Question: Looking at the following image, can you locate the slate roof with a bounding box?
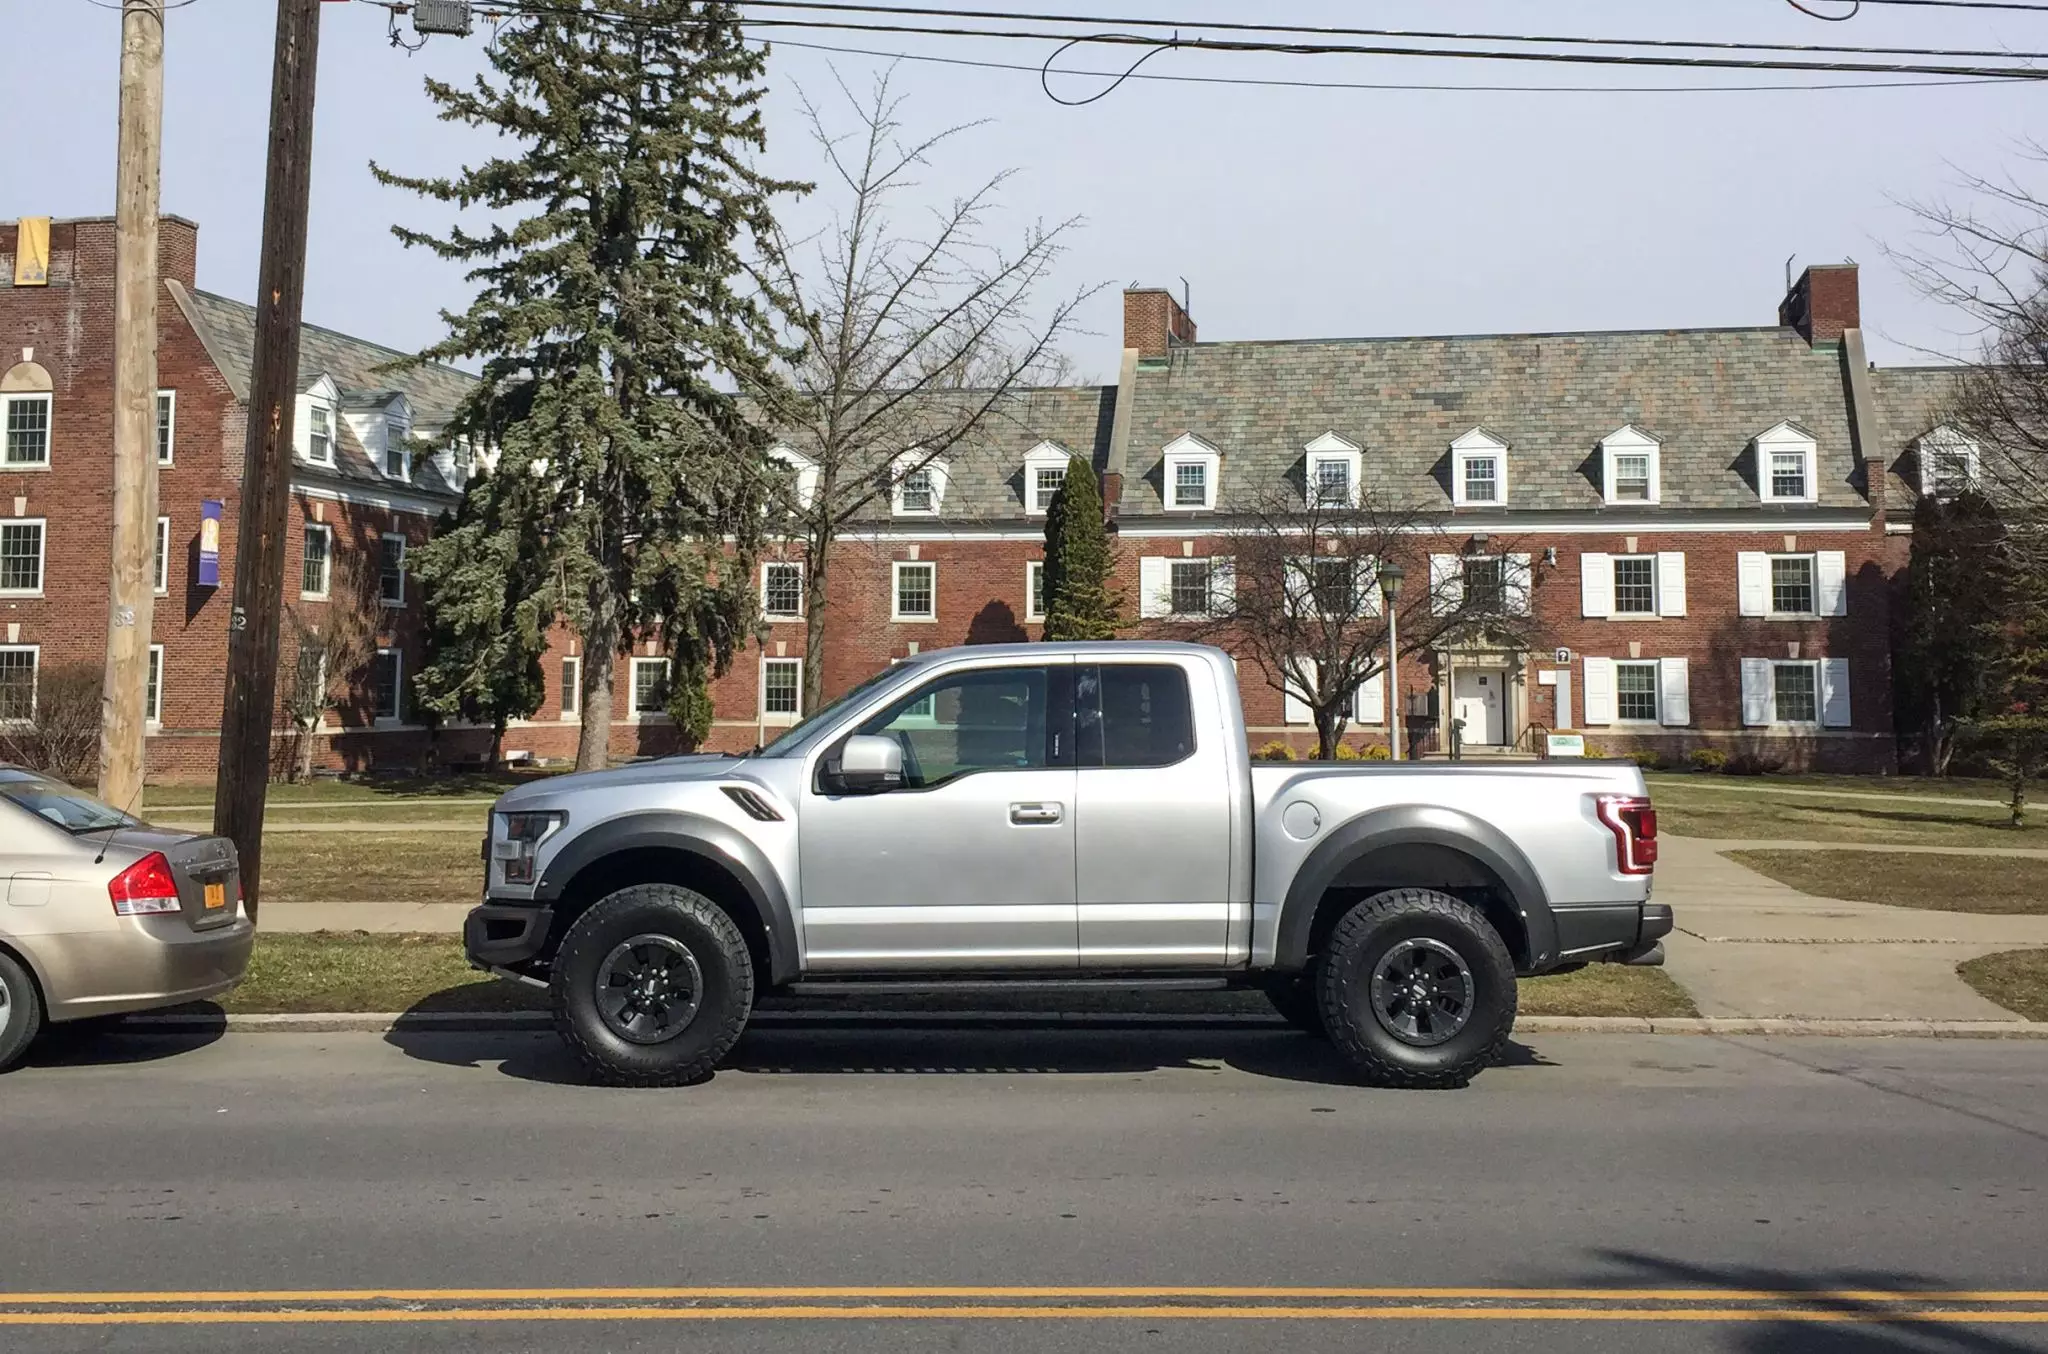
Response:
[173,284,477,503]
[1868,364,1962,510]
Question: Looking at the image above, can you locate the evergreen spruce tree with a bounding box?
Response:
[1040,456,1121,641]
[375,1,802,769]
[411,469,550,765]
[1897,490,2009,774]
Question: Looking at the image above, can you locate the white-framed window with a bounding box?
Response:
[1170,560,1212,615]
[762,560,804,621]
[1918,427,1979,500]
[769,444,820,512]
[1582,656,1689,727]
[1614,660,1660,722]
[1139,554,1234,620]
[1600,425,1660,505]
[301,522,332,599]
[155,515,170,594]
[1285,555,1376,620]
[146,644,164,725]
[384,407,412,480]
[1450,427,1508,507]
[1304,431,1363,509]
[1579,551,1687,620]
[450,436,475,482]
[156,390,176,466]
[1429,552,1532,616]
[1737,550,1846,618]
[378,533,407,606]
[1740,657,1850,728]
[891,455,949,516]
[892,561,937,621]
[1755,422,1819,504]
[3,392,52,468]
[1611,557,1655,615]
[1026,560,1047,622]
[1280,655,1386,727]
[761,656,802,725]
[559,656,581,719]
[306,402,333,466]
[0,645,39,723]
[1024,442,1073,515]
[630,657,670,715]
[372,648,403,722]
[0,519,46,596]
[1160,433,1221,511]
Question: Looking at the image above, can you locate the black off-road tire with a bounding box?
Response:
[550,884,755,1088]
[1315,888,1517,1089]
[0,950,45,1075]
[1262,974,1328,1038]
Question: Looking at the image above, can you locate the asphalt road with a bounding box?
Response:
[5,1024,2048,1353]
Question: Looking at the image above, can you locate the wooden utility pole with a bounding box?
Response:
[99,0,166,815]
[215,0,323,918]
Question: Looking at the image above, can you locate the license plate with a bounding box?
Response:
[203,880,226,910]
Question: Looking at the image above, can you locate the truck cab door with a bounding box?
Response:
[1072,661,1234,968]
[798,661,1077,971]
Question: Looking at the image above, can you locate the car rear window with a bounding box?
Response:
[0,771,139,833]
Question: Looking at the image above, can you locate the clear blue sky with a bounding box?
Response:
[4,0,2041,378]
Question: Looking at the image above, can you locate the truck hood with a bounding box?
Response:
[492,755,743,809]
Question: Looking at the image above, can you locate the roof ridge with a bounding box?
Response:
[191,288,477,382]
[1176,324,1799,350]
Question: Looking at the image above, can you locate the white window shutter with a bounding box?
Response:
[1741,658,1773,726]
[1283,657,1316,725]
[1821,658,1852,727]
[1209,556,1236,613]
[1582,657,1615,726]
[1138,557,1168,618]
[1357,562,1382,616]
[1429,554,1460,615]
[1506,554,1534,615]
[1656,552,1687,617]
[1817,551,1848,617]
[1659,657,1691,726]
[1285,556,1310,617]
[1737,552,1770,617]
[1355,670,1385,725]
[1580,552,1613,618]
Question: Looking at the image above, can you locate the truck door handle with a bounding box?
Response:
[1009,802,1063,825]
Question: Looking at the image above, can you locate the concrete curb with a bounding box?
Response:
[115,1011,2048,1038]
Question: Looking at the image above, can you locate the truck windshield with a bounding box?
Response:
[755,666,908,759]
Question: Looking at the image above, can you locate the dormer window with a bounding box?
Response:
[1450,428,1508,507]
[1023,442,1073,515]
[1755,421,1819,504]
[891,454,949,516]
[384,405,412,480]
[901,468,934,512]
[307,404,332,465]
[1600,425,1661,506]
[1160,433,1221,512]
[1304,432,1362,509]
[296,375,339,467]
[769,444,820,512]
[1918,427,1979,500]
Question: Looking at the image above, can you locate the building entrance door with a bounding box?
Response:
[1451,669,1506,746]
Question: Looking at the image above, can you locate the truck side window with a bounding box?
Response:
[855,666,1056,788]
[1075,664,1195,769]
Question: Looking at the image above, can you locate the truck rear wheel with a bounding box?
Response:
[1315,888,1516,1089]
[550,884,755,1088]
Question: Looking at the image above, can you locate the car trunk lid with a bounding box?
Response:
[159,833,242,931]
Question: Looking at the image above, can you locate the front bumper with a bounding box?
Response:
[465,901,554,972]
[37,916,257,1021]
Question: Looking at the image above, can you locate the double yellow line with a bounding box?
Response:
[5,1286,2047,1327]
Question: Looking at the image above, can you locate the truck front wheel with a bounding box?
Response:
[550,884,755,1088]
[1315,888,1516,1089]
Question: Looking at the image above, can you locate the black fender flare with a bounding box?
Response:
[535,811,800,985]
[1272,804,1558,973]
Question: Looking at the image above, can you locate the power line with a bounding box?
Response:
[1857,0,2048,11]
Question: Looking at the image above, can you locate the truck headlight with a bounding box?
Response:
[493,810,565,885]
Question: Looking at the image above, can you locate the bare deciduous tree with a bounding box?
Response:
[1165,485,1543,760]
[755,68,1096,713]
[0,662,102,787]
[279,550,382,784]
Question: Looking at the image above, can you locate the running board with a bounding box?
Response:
[788,975,1236,997]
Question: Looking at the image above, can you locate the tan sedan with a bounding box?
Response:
[0,766,255,1071]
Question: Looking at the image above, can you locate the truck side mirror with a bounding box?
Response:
[838,734,905,793]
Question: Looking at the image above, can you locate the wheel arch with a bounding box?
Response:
[537,813,799,986]
[1273,806,1557,975]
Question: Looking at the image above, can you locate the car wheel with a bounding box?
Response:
[0,951,45,1074]
[1316,888,1516,1089]
[550,884,755,1088]
[1262,974,1327,1038]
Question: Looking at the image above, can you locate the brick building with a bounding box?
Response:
[1,212,1968,778]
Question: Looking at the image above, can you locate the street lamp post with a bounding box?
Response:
[1378,562,1406,761]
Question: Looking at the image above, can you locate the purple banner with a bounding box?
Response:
[198,499,222,588]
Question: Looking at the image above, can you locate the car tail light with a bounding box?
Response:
[1596,795,1658,876]
[109,851,183,916]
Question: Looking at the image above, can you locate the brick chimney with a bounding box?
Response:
[1779,263,1859,346]
[1123,285,1197,360]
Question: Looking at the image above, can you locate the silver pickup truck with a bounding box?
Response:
[466,642,1668,1089]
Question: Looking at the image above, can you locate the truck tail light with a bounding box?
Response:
[109,851,183,915]
[1597,795,1658,876]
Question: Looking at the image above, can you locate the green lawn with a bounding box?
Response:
[1648,777,2041,846]
[1957,949,2048,1022]
[259,832,482,905]
[1727,850,2048,915]
[210,933,1695,1018]
[1644,771,2010,802]
[143,770,552,813]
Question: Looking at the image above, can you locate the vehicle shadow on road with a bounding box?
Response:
[24,1008,227,1069]
[1535,1249,2043,1354]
